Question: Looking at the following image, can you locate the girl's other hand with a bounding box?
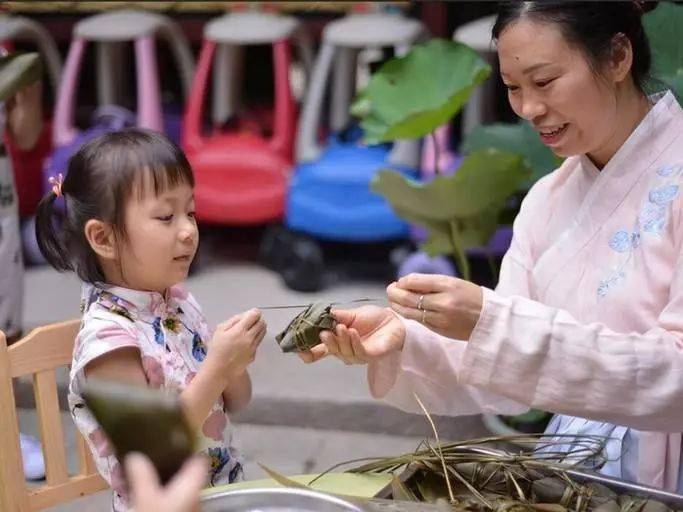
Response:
[208,309,266,377]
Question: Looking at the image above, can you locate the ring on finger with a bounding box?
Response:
[421,309,427,324]
[417,294,425,311]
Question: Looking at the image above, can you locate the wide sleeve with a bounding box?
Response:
[365,176,549,416]
[459,280,683,432]
[367,316,527,416]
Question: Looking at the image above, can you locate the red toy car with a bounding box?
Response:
[182,12,310,225]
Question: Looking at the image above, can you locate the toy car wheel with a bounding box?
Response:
[280,234,325,292]
[259,225,292,272]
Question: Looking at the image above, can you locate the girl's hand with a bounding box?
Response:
[387,273,483,341]
[182,310,264,430]
[299,305,406,365]
[207,309,266,378]
[126,453,207,512]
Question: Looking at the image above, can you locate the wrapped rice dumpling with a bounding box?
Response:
[531,477,622,509]
[275,302,337,353]
[0,52,42,102]
[82,379,195,484]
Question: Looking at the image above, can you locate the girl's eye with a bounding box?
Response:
[157,214,173,222]
[188,211,196,219]
[504,84,519,92]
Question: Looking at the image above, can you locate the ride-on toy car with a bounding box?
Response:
[262,11,425,292]
[183,11,311,225]
[45,8,194,192]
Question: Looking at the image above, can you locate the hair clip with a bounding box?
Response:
[48,173,64,197]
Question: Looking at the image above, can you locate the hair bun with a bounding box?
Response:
[635,1,659,14]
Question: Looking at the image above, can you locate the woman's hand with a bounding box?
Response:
[125,453,207,512]
[299,305,406,365]
[387,273,483,340]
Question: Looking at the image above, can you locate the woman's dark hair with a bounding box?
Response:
[35,129,195,284]
[492,1,657,92]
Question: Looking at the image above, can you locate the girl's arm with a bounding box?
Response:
[186,309,264,426]
[222,371,252,414]
[84,347,242,431]
[84,347,148,387]
[180,357,239,430]
[85,309,264,431]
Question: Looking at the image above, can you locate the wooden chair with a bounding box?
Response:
[0,320,107,511]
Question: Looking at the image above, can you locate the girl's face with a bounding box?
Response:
[497,19,623,159]
[118,180,198,294]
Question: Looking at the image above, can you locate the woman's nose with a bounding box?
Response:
[520,94,547,121]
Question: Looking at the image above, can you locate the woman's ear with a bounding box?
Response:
[84,219,118,261]
[609,33,635,84]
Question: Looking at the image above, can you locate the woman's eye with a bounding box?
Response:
[157,214,173,222]
[536,78,556,88]
[187,211,196,219]
[504,84,519,92]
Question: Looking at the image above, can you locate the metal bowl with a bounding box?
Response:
[201,487,364,512]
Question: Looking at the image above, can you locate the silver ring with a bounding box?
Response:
[417,294,425,311]
[421,309,427,324]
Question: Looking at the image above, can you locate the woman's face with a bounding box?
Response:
[497,18,622,159]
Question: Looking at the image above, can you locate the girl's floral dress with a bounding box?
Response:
[68,282,243,511]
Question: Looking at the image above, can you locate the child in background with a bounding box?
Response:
[35,129,266,511]
[0,68,45,480]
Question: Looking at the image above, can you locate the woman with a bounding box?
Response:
[303,1,683,492]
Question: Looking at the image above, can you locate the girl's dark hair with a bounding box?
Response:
[35,129,195,283]
[492,1,657,92]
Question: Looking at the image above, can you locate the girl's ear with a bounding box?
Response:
[84,220,118,261]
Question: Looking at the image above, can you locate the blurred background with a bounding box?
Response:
[7,1,677,510]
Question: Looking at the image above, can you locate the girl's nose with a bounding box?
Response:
[179,219,198,244]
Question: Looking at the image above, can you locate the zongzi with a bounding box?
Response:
[275,302,337,353]
[81,379,195,485]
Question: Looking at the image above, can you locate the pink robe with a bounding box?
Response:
[369,91,683,492]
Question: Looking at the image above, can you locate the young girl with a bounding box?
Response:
[35,129,266,511]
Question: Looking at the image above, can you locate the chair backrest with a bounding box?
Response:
[0,320,107,512]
